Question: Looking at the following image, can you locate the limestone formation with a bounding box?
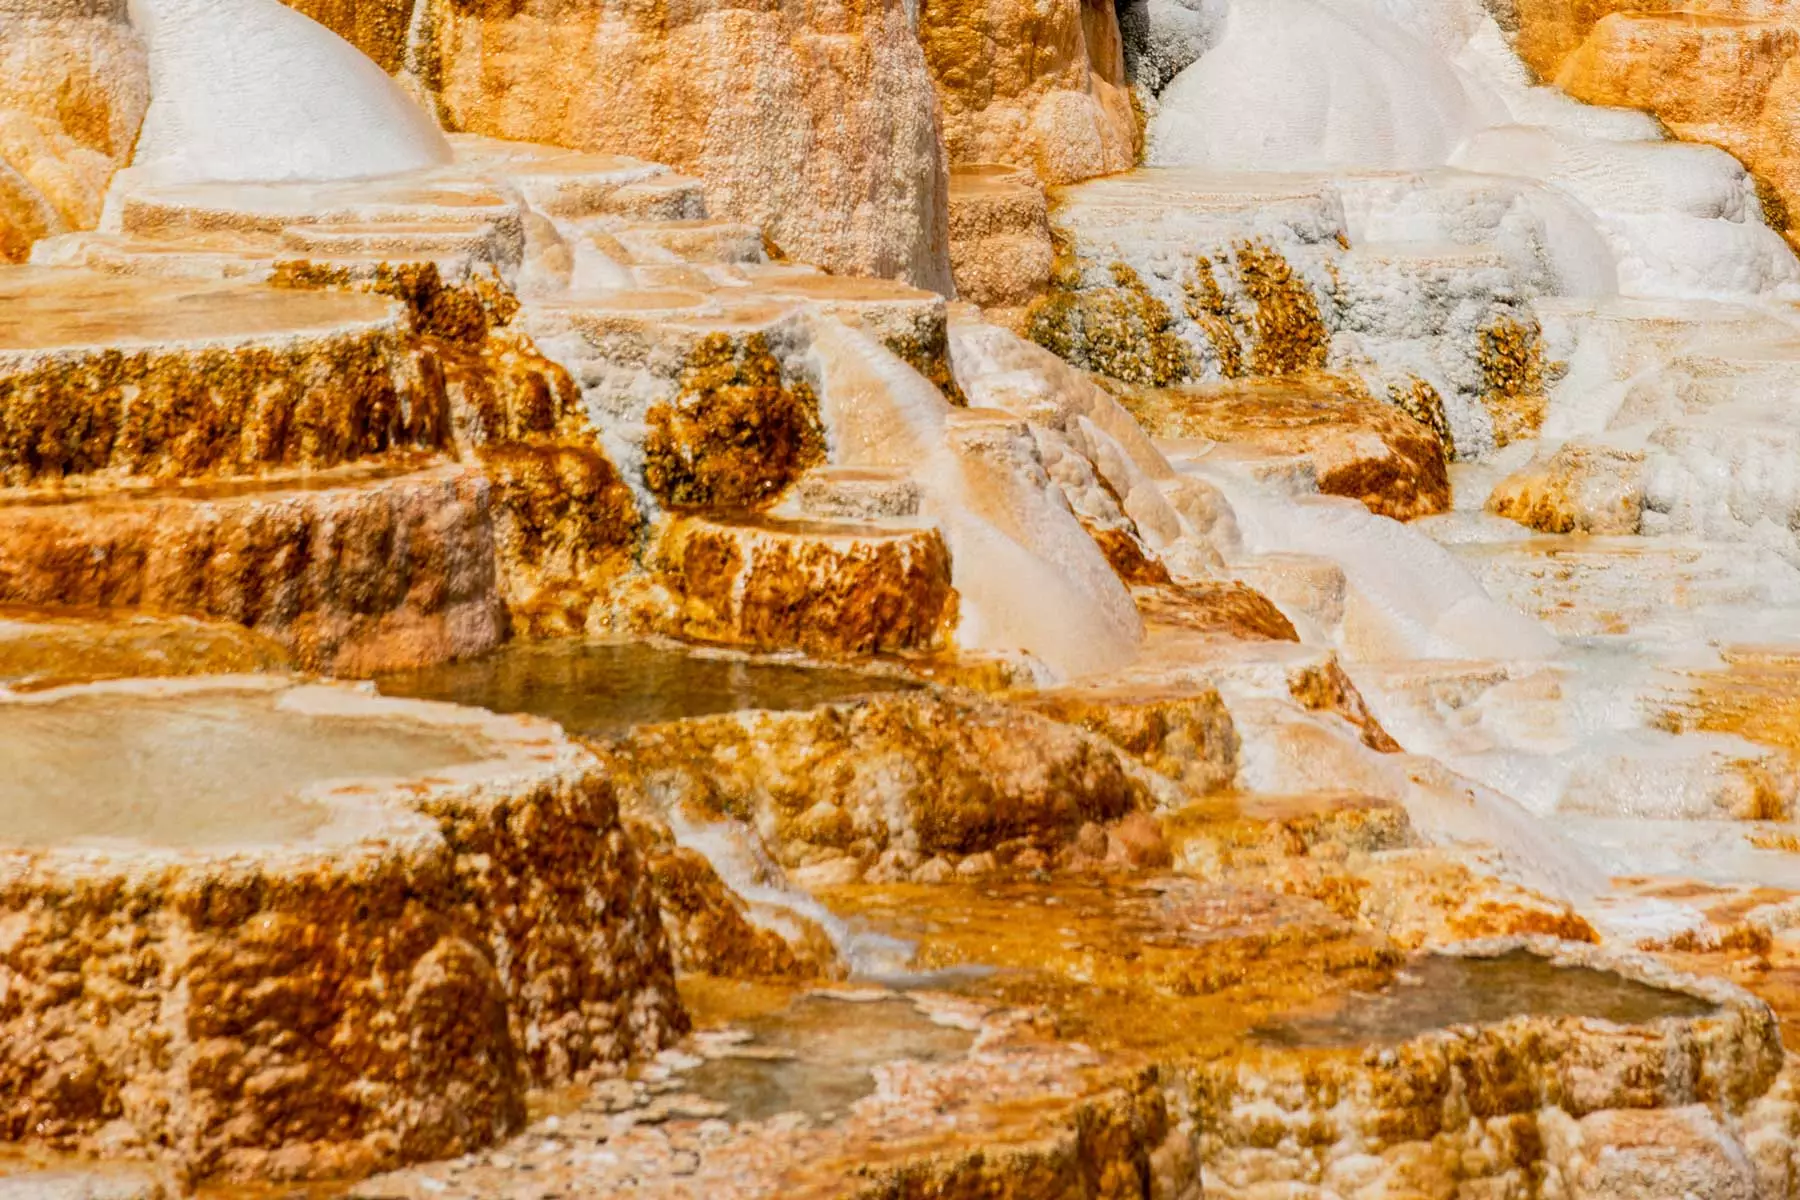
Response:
[0,0,146,260]
[0,678,683,1182]
[403,0,951,290]
[6,0,1800,1194]
[918,0,1139,185]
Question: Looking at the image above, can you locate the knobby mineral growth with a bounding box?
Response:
[5,0,1800,1196]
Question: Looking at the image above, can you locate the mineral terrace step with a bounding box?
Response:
[611,219,766,264]
[450,135,708,221]
[1051,167,1347,246]
[0,462,503,674]
[639,513,956,656]
[0,675,682,1183]
[116,175,526,246]
[1451,534,1800,639]
[1617,339,1800,423]
[0,268,446,487]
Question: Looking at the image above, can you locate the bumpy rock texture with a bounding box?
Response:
[918,0,1139,184]
[395,0,952,290]
[0,682,685,1185]
[0,0,146,260]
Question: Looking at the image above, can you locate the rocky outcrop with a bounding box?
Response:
[1196,941,1784,1200]
[601,691,1169,880]
[1114,374,1453,521]
[632,514,958,658]
[0,678,684,1184]
[1489,440,1647,534]
[397,0,952,290]
[946,163,1055,314]
[0,464,505,675]
[918,0,1139,185]
[1509,0,1800,245]
[0,0,146,260]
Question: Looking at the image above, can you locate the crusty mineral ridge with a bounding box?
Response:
[1507,0,1800,241]
[918,0,1139,185]
[635,515,958,658]
[1115,374,1453,521]
[946,163,1055,315]
[0,607,295,687]
[364,0,952,291]
[600,690,1171,881]
[0,677,684,1184]
[0,0,147,260]
[1488,439,1647,534]
[1196,940,1786,1199]
[0,270,445,487]
[0,463,505,676]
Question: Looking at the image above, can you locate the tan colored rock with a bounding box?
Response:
[401,0,952,290]
[621,814,842,981]
[0,1,147,261]
[0,464,505,675]
[603,690,1164,871]
[0,270,444,488]
[1025,681,1241,796]
[1117,375,1452,521]
[0,678,684,1183]
[1545,1105,1758,1200]
[635,514,957,658]
[0,608,294,687]
[1557,13,1797,131]
[1200,942,1782,1199]
[1488,440,1646,535]
[1163,791,1414,877]
[919,0,1139,184]
[947,163,1056,312]
[1513,3,1800,235]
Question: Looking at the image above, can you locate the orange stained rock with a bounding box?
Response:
[1135,579,1305,642]
[822,877,1404,1058]
[947,164,1055,314]
[1512,0,1800,235]
[639,514,958,658]
[642,333,826,512]
[0,608,294,690]
[625,816,845,982]
[370,0,953,289]
[920,0,1139,185]
[0,683,687,1183]
[1114,374,1452,521]
[0,270,444,488]
[0,464,506,676]
[1488,441,1646,536]
[1556,12,1799,129]
[0,9,148,260]
[1023,681,1241,796]
[479,440,646,637]
[1657,652,1800,759]
[1286,655,1403,751]
[599,689,1155,870]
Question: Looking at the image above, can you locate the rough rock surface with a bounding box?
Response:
[946,164,1054,313]
[1115,374,1453,520]
[399,0,952,290]
[918,0,1139,185]
[0,0,146,260]
[0,678,684,1183]
[1488,440,1647,534]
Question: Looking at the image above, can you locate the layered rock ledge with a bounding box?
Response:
[0,676,683,1184]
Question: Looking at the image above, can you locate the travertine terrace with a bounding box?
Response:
[10,0,1800,1195]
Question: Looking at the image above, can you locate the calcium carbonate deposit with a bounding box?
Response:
[4,0,1800,1194]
